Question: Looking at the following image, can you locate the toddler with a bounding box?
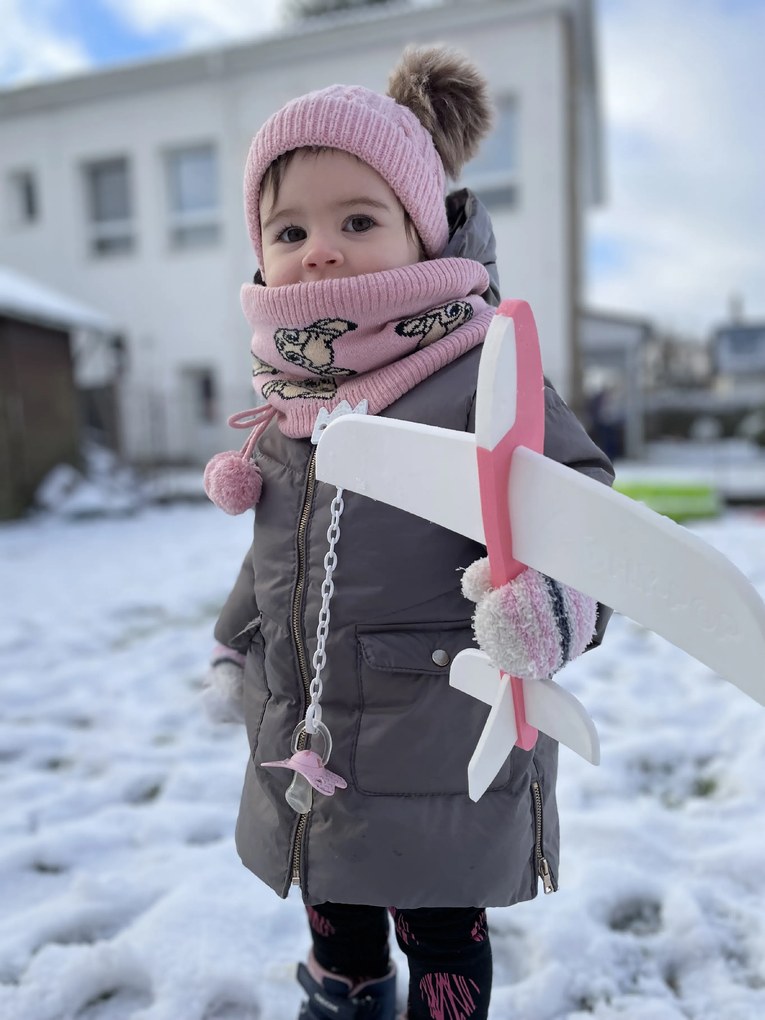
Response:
[204,46,613,1020]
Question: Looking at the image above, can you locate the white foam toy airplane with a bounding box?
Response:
[315,300,765,801]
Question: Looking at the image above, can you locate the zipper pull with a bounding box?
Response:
[538,856,554,894]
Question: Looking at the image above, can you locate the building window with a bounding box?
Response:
[183,366,218,423]
[715,326,765,375]
[83,157,135,256]
[165,144,220,249]
[7,169,39,225]
[462,96,519,209]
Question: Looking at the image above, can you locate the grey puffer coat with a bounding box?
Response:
[215,190,614,908]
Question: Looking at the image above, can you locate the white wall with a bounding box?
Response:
[0,0,595,463]
[456,12,573,388]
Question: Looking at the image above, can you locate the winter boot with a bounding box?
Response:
[296,952,397,1019]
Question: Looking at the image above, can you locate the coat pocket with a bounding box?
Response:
[243,625,269,754]
[352,623,513,796]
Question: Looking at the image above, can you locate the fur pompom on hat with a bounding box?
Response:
[244,45,493,265]
[387,46,493,182]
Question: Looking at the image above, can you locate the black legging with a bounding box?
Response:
[306,902,492,1020]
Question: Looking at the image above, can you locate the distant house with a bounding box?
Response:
[633,321,765,447]
[580,309,652,460]
[0,266,118,518]
[713,322,765,379]
[0,0,603,465]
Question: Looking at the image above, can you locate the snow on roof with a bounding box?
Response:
[0,264,118,334]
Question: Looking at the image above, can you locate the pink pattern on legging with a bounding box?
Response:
[390,908,419,947]
[419,973,480,1019]
[306,905,335,938]
[470,911,488,943]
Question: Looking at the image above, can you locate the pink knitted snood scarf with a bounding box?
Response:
[204,257,494,514]
[242,257,495,439]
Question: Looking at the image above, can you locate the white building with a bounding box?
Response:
[0,0,603,464]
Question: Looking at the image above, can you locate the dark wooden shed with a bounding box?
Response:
[0,267,118,519]
[0,315,81,518]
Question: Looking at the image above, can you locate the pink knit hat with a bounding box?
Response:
[244,84,449,266]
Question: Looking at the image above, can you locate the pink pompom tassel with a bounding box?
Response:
[204,450,263,515]
[203,404,276,515]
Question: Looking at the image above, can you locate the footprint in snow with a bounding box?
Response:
[202,1001,261,1019]
[608,896,663,936]
[75,984,152,1019]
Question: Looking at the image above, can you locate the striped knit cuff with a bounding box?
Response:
[210,643,247,668]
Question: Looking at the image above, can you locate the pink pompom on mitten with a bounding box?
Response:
[462,557,598,680]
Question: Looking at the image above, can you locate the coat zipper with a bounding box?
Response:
[532,779,556,894]
[289,448,317,888]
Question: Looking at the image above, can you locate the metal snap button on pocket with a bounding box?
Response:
[431,649,450,667]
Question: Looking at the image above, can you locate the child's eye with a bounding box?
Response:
[276,225,306,243]
[344,215,375,234]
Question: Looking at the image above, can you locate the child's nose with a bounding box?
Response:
[302,237,344,271]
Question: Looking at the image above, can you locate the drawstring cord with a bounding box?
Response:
[203,404,277,515]
[228,405,277,459]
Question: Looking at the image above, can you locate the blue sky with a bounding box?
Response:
[1,0,763,337]
[46,0,181,65]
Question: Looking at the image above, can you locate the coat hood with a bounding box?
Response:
[444,188,500,307]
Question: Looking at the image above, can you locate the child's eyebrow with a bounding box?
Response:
[336,196,390,211]
[261,195,392,233]
[261,206,300,232]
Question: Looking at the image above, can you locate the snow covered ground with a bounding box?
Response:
[2,503,765,1020]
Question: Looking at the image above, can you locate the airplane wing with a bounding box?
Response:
[317,415,765,707]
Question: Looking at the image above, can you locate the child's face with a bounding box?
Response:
[259,149,421,287]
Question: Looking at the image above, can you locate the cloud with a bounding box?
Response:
[104,0,286,46]
[589,0,765,335]
[0,0,91,84]
[0,0,286,87]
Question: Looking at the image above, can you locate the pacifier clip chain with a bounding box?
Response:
[261,486,347,813]
[260,402,367,814]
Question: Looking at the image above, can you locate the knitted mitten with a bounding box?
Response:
[201,644,246,724]
[462,557,597,681]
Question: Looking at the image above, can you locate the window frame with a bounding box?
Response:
[82,155,136,258]
[6,167,40,226]
[461,93,520,210]
[180,364,219,425]
[163,141,221,250]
